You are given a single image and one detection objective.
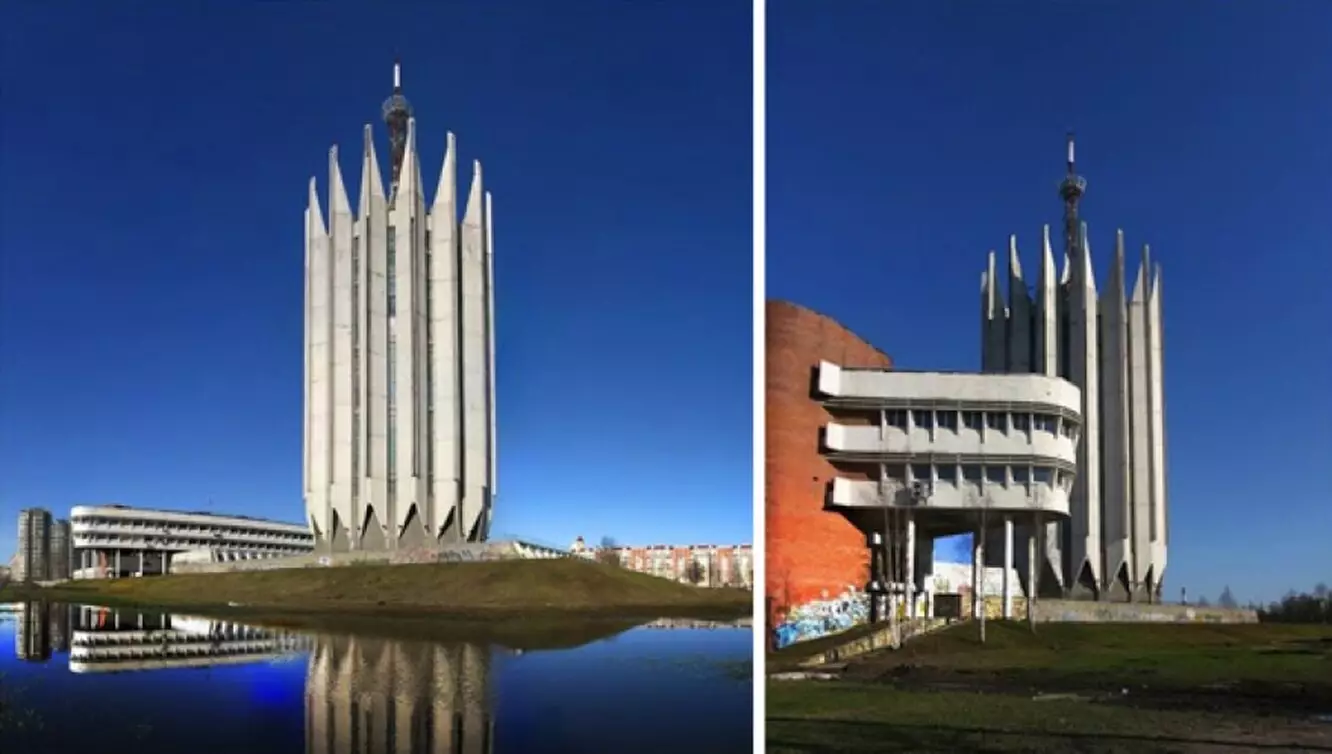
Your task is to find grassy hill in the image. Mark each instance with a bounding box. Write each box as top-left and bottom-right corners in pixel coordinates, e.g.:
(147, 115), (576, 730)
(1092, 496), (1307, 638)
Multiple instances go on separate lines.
(769, 620), (1332, 752)
(3, 558), (748, 618)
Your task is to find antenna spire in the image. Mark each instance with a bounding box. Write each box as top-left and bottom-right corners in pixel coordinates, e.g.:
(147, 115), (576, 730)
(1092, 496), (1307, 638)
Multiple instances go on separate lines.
(1058, 132), (1088, 266)
(382, 59), (413, 196)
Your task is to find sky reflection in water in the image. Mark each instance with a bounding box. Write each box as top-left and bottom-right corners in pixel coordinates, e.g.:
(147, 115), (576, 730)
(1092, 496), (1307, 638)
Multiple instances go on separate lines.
(0, 602), (752, 753)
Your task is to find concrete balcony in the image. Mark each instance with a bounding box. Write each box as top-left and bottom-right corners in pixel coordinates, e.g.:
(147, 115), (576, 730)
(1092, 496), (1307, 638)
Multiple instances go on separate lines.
(825, 423), (1078, 465)
(829, 477), (1071, 519)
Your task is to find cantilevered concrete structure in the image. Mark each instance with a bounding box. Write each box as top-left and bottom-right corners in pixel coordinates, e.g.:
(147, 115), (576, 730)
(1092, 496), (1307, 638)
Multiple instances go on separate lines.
(817, 364), (1082, 620)
(304, 63), (497, 552)
(979, 135), (1167, 602)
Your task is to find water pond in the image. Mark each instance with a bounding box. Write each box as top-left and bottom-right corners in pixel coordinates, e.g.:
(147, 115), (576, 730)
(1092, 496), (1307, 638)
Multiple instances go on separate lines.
(0, 601), (752, 753)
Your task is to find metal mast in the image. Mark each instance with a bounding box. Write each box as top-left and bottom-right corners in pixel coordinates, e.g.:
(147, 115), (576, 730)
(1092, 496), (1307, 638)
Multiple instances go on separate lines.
(382, 59), (414, 198)
(1058, 132), (1087, 260)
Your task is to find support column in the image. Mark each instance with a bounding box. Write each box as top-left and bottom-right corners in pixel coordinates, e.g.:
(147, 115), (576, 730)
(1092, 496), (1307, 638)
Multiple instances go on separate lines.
(971, 531), (982, 619)
(1028, 514), (1041, 628)
(114, 549), (121, 579)
(1002, 516), (1014, 619)
(905, 513), (916, 619)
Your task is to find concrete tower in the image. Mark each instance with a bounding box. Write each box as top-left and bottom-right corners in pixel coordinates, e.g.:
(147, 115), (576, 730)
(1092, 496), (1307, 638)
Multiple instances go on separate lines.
(14, 508), (53, 582)
(304, 62), (497, 552)
(980, 136), (1167, 602)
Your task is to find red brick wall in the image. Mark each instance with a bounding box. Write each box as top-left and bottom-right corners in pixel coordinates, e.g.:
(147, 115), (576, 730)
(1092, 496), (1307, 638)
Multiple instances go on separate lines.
(765, 300), (892, 627)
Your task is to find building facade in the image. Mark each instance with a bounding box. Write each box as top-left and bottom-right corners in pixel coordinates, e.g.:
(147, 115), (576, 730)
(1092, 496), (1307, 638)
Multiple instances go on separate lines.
(69, 504), (314, 578)
(304, 63), (497, 553)
(570, 537), (754, 589)
(978, 137), (1167, 602)
(765, 301), (887, 629)
(15, 508), (61, 582)
(818, 363), (1081, 619)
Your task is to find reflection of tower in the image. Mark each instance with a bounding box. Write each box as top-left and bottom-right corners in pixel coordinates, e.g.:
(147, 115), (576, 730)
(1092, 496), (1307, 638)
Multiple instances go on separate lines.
(48, 602), (71, 652)
(304, 635), (494, 753)
(14, 602), (52, 662)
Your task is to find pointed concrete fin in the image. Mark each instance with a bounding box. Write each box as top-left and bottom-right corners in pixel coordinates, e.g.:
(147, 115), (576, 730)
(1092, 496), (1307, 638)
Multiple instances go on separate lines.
(1151, 262), (1162, 301)
(1131, 245), (1148, 302)
(308, 177), (326, 235)
(396, 118), (420, 203)
(985, 250), (1000, 316)
(432, 131), (457, 211)
(980, 269), (989, 293)
(1040, 225), (1056, 284)
(1008, 235), (1024, 282)
(328, 146), (351, 216)
(464, 159), (484, 222)
(358, 125), (385, 216)
(1080, 222), (1096, 292)
(1060, 251), (1072, 285)
(1111, 230), (1127, 301)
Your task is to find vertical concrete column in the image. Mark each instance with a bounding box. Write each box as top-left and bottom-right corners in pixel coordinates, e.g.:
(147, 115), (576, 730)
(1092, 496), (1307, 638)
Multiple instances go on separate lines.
(971, 531), (982, 619)
(1002, 516), (1014, 619)
(975, 524), (987, 620)
(114, 549), (121, 579)
(905, 513), (916, 619)
(1028, 514), (1041, 627)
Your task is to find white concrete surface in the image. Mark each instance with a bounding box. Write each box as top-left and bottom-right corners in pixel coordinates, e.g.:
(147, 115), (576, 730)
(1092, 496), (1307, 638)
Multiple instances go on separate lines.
(979, 222), (1168, 600)
(304, 80), (496, 551)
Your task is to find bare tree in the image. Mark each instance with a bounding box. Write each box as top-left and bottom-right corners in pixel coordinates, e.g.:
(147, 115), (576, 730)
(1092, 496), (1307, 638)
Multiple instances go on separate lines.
(684, 559), (705, 585)
(596, 537), (622, 567)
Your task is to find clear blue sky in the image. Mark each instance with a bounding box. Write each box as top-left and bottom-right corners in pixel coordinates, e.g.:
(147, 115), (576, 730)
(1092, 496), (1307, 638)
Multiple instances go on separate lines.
(0, 1), (753, 558)
(769, 1), (1332, 605)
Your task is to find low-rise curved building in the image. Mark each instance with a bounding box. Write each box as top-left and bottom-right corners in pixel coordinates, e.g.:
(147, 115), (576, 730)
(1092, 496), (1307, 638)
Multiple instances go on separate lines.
(820, 363), (1080, 519)
(818, 361), (1081, 620)
(69, 505), (314, 578)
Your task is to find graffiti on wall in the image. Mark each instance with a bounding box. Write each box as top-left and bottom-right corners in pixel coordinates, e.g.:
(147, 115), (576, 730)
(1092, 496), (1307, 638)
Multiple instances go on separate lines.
(772, 587), (870, 649)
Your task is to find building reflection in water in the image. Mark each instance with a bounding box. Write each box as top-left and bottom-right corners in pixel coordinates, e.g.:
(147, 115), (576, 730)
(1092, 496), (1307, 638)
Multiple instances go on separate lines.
(14, 601), (72, 661)
(14, 603), (496, 753)
(66, 604), (311, 673)
(305, 635), (495, 754)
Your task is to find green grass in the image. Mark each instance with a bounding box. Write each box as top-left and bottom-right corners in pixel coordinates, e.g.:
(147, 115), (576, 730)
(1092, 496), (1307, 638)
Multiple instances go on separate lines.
(842, 620), (1332, 688)
(768, 682), (1332, 753)
(769, 621), (1332, 752)
(0, 559), (749, 648)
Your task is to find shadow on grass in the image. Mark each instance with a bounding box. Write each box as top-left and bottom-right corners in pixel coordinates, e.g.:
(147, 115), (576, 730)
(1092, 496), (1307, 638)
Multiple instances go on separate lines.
(767, 717), (1332, 753)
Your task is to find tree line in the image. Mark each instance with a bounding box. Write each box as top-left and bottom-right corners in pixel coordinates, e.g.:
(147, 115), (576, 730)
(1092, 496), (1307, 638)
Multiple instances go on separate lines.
(1191, 582), (1330, 624)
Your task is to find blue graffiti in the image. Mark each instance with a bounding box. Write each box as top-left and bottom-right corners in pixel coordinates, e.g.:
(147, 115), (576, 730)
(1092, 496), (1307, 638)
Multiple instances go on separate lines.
(773, 589), (870, 649)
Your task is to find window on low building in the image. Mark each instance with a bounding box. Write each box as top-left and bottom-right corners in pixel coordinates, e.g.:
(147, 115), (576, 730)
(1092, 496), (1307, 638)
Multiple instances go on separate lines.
(985, 466), (1006, 485)
(962, 465), (983, 483)
(884, 409), (908, 429)
(936, 464), (958, 483)
(962, 411), (983, 430)
(1012, 413), (1031, 432)
(882, 464), (906, 483)
(910, 465), (932, 484)
(912, 409), (934, 430)
(985, 411), (1006, 431)
(1012, 466), (1030, 487)
(1033, 467), (1054, 484)
(1033, 414), (1057, 434)
(936, 410), (959, 431)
